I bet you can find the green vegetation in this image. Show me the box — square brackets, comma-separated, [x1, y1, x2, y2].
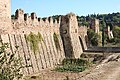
[77, 12, 120, 46]
[37, 32, 43, 42]
[87, 29, 100, 46]
[53, 33, 61, 51]
[0, 43, 27, 80]
[111, 26, 120, 46]
[77, 12, 120, 28]
[55, 58, 91, 73]
[42, 15, 61, 23]
[26, 32, 43, 53]
[101, 20, 105, 47]
[104, 26, 120, 46]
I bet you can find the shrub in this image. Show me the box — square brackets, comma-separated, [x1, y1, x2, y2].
[0, 43, 27, 80]
[87, 29, 100, 46]
[55, 58, 90, 72]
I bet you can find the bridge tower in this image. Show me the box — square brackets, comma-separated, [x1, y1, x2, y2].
[60, 13, 83, 58]
[0, 0, 12, 33]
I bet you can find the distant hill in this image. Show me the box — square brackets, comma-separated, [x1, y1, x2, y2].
[49, 12, 120, 31]
[77, 12, 120, 30]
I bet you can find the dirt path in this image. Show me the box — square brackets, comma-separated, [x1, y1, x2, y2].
[25, 54, 120, 80]
[31, 61, 119, 80]
[38, 60, 120, 80]
[78, 61, 120, 80]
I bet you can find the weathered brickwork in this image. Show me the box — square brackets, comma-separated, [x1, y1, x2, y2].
[60, 13, 83, 58]
[78, 26, 88, 50]
[0, 0, 87, 75]
[0, 0, 12, 33]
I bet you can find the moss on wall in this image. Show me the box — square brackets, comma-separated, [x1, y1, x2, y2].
[53, 33, 61, 51]
[27, 32, 61, 52]
[26, 32, 43, 53]
[37, 32, 43, 42]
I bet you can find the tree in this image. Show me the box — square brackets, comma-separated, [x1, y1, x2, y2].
[101, 19, 106, 47]
[87, 29, 100, 46]
[113, 26, 120, 38]
[113, 26, 120, 44]
[0, 43, 27, 80]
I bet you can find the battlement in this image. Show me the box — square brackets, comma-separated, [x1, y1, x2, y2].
[11, 9, 61, 34]
[15, 9, 24, 20]
[14, 9, 60, 23]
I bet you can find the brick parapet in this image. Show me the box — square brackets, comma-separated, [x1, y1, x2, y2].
[11, 9, 60, 34]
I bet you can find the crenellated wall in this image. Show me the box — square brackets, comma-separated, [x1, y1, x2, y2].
[11, 9, 60, 35]
[7, 9, 66, 75]
[0, 6, 87, 75]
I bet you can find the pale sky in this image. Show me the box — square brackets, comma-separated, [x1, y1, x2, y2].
[11, 0, 120, 17]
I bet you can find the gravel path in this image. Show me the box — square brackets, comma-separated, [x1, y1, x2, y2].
[25, 54, 120, 80]
[78, 61, 120, 80]
[37, 61, 120, 80]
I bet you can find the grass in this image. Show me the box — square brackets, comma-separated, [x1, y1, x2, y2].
[55, 65, 86, 72]
[54, 58, 92, 73]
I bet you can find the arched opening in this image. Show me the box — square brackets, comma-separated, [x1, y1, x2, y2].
[79, 36, 85, 51]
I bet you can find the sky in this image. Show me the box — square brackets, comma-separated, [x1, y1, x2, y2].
[11, 0, 120, 17]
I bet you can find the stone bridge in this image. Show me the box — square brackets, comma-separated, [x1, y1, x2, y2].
[85, 47, 120, 53]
